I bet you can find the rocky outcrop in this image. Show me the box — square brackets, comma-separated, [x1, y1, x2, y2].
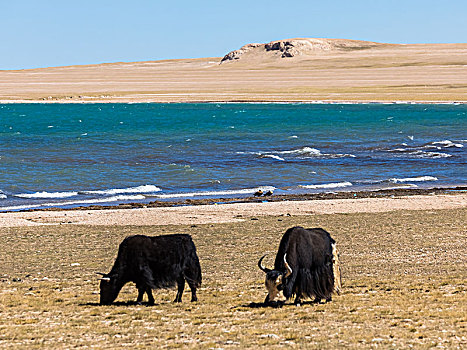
[220, 38, 383, 63]
[265, 39, 334, 57]
[220, 43, 262, 62]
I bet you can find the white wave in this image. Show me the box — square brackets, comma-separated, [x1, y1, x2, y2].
[431, 140, 463, 148]
[388, 148, 452, 158]
[15, 191, 78, 199]
[0, 195, 146, 211]
[299, 182, 353, 189]
[279, 147, 355, 158]
[324, 153, 356, 159]
[237, 147, 354, 159]
[278, 147, 321, 155]
[260, 154, 285, 161]
[152, 186, 276, 199]
[0, 194, 6, 200]
[389, 176, 438, 183]
[81, 185, 162, 195]
[382, 184, 419, 190]
[410, 151, 452, 159]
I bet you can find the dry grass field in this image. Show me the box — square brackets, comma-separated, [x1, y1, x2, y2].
[1, 39, 466, 103]
[1, 208, 465, 348]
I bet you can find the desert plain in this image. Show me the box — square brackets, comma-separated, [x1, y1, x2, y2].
[0, 38, 466, 103]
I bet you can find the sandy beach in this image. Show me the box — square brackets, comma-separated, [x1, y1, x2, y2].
[1, 192, 466, 227]
[1, 39, 466, 103]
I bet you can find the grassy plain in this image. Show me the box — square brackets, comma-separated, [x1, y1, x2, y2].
[1, 208, 465, 348]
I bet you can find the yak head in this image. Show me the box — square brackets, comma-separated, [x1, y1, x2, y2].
[96, 272, 120, 305]
[258, 254, 292, 303]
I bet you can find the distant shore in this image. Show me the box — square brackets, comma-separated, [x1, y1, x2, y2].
[1, 41, 466, 103]
[0, 99, 466, 104]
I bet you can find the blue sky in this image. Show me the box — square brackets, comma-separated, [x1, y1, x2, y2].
[1, 0, 466, 70]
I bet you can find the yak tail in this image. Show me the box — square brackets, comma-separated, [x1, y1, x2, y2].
[183, 249, 202, 288]
[331, 242, 342, 295]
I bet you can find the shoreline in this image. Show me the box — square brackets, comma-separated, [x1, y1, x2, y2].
[1, 186, 466, 214]
[1, 189, 465, 227]
[1, 99, 465, 104]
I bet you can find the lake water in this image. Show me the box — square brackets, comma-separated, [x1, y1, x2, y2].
[1, 103, 465, 211]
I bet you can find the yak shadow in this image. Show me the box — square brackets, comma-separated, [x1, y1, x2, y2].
[239, 299, 328, 309]
[239, 300, 285, 309]
[80, 301, 161, 307]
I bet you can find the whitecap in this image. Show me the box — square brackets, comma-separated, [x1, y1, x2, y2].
[325, 153, 356, 159]
[382, 184, 419, 190]
[388, 148, 408, 152]
[410, 151, 452, 158]
[278, 147, 321, 155]
[15, 191, 79, 199]
[389, 176, 438, 183]
[237, 147, 355, 159]
[431, 140, 463, 148]
[299, 182, 353, 189]
[278, 147, 355, 158]
[260, 154, 285, 161]
[81, 185, 162, 196]
[0, 195, 146, 211]
[152, 186, 276, 199]
[0, 193, 6, 200]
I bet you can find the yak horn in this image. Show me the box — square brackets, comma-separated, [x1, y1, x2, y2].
[96, 272, 110, 281]
[283, 254, 292, 278]
[258, 255, 272, 273]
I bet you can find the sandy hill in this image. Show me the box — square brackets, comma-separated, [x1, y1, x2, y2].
[0, 38, 466, 103]
[220, 38, 388, 63]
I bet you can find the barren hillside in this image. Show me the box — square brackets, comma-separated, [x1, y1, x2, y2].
[1, 38, 466, 103]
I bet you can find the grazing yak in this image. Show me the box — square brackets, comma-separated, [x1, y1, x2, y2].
[258, 226, 341, 305]
[97, 234, 202, 305]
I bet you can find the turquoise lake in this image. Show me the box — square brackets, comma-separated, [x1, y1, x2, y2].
[1, 103, 465, 210]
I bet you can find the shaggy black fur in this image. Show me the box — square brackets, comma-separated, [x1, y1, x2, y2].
[273, 226, 336, 303]
[99, 234, 202, 305]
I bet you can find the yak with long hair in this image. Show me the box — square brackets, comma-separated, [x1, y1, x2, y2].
[97, 234, 202, 305]
[258, 226, 341, 305]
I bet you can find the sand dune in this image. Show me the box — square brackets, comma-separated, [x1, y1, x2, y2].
[1, 38, 466, 103]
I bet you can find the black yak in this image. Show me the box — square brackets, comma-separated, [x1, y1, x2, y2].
[258, 226, 341, 305]
[97, 234, 202, 305]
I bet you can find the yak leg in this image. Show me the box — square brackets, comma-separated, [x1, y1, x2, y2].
[186, 279, 198, 302]
[137, 286, 154, 305]
[136, 286, 145, 303]
[174, 277, 185, 303]
[146, 288, 155, 305]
